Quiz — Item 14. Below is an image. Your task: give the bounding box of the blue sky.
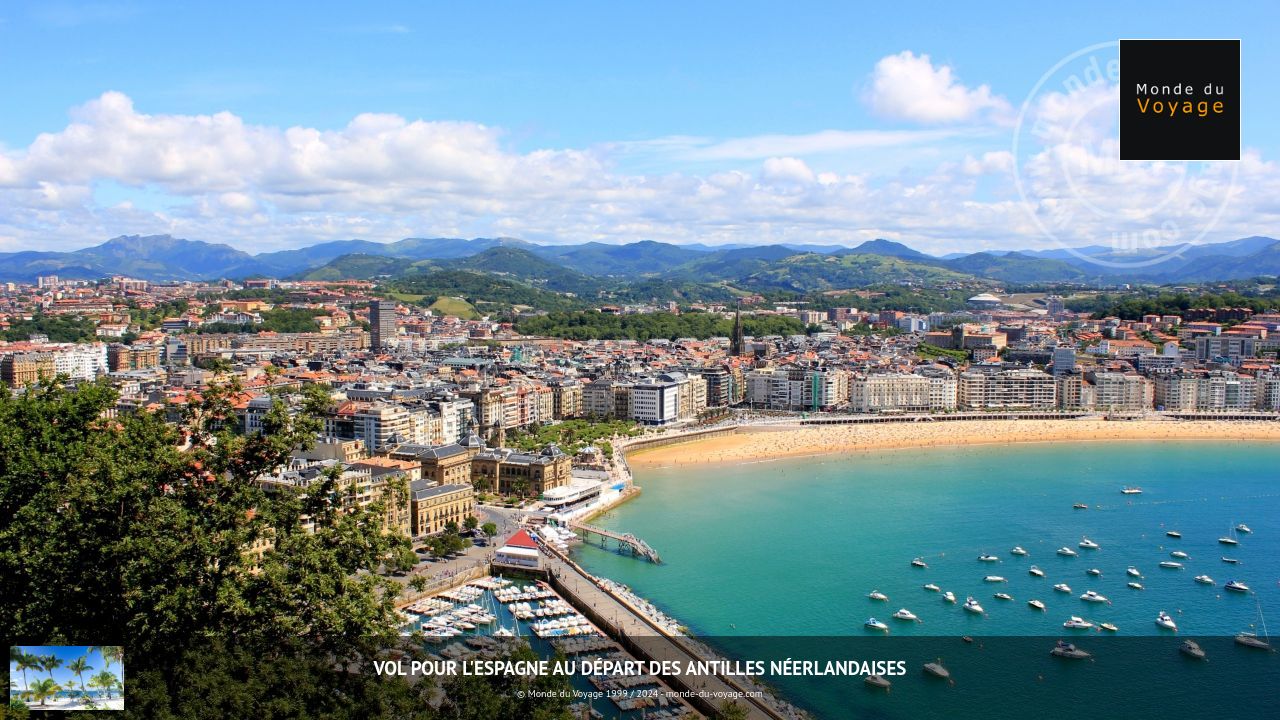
[9,646,122,692]
[1,1,1277,254]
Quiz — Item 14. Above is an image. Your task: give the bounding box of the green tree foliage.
[915,343,968,362]
[126,299,190,331]
[506,418,639,454]
[804,286,973,313]
[0,379,572,718]
[192,307,329,334]
[515,311,805,341]
[1074,290,1280,319]
[716,699,751,720]
[387,270,588,313]
[0,313,97,343]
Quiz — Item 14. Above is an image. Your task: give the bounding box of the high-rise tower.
[369,300,396,350]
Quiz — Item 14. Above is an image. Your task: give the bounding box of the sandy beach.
[16,696,124,711]
[626,419,1280,468]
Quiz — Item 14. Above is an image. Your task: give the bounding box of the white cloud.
[864,51,1012,125]
[761,157,816,186]
[0,90,1276,256]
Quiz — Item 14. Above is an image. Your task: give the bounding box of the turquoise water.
[574,441,1280,718]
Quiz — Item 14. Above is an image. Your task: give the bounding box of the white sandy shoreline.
[14,696,124,711]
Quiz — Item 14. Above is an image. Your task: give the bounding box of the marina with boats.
[401,575,700,717]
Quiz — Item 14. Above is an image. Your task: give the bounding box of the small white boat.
[1099,622,1119,633]
[1180,639,1206,659]
[1011,546,1028,556]
[892,608,919,621]
[1121,486,1143,494]
[1219,536,1239,546]
[864,617,890,632]
[1063,616,1093,629]
[864,674,892,690]
[1170,550,1189,559]
[1053,583,1072,593]
[1078,537,1100,550]
[963,596,984,614]
[1224,580,1250,593]
[994,592,1013,601]
[1080,590,1109,603]
[923,583,940,592]
[1159,561,1183,569]
[1236,632,1272,650]
[1128,582,1144,590]
[1194,575,1215,585]
[1051,640,1092,659]
[1221,557,1240,564]
[911,557,928,568]
[943,591,957,604]
[1155,611,1178,631]
[1057,547,1078,557]
[923,661,950,679]
[868,590,889,602]
[1029,565,1046,577]
[1166,530,1181,538]
[1126,566,1142,577]
[1028,599,1046,611]
[1235,523,1252,534]
[978,554,1000,562]
[983,575,1007,583]
[1086,568,1102,577]
[1073,503,1089,509]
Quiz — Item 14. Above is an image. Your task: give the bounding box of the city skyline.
[1,2,1278,256]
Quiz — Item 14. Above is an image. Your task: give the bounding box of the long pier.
[568,520,661,563]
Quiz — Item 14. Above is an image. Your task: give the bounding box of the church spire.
[731,301,745,356]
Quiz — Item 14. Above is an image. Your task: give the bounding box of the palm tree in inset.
[90,671,118,700]
[92,646,123,673]
[13,650,40,698]
[67,656,93,700]
[40,654,63,682]
[29,678,61,707]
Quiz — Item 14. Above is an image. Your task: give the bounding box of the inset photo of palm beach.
[8,646,123,712]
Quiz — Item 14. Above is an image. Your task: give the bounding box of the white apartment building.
[671,371,708,420]
[1257,373,1280,411]
[851,373,929,412]
[1089,372,1152,413]
[354,403,414,450]
[583,377,632,419]
[746,368,849,411]
[52,343,109,381]
[1152,372,1197,410]
[1153,370,1257,411]
[849,368,956,413]
[958,368,1056,410]
[1198,371,1256,410]
[631,375,681,425]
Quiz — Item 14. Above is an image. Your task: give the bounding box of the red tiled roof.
[504,529,539,549]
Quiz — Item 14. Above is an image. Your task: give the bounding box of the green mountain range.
[4,234,1279,294]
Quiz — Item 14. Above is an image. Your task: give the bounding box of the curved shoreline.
[625,419,1280,469]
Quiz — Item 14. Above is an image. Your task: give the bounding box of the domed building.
[967,293,1004,309]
